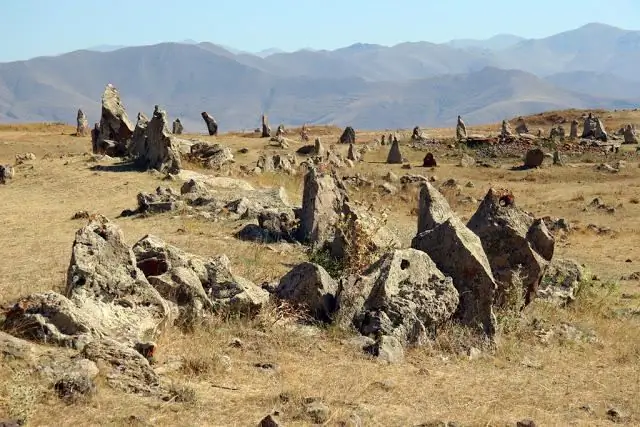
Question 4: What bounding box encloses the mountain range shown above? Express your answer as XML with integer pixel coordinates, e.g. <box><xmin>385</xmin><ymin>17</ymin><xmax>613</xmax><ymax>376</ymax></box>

<box><xmin>0</xmin><ymin>22</ymin><xmax>639</xmax><ymax>132</ymax></box>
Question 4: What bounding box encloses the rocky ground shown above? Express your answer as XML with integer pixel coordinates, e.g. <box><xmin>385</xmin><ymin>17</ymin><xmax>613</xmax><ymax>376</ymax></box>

<box><xmin>0</xmin><ymin>114</ymin><xmax>639</xmax><ymax>427</ymax></box>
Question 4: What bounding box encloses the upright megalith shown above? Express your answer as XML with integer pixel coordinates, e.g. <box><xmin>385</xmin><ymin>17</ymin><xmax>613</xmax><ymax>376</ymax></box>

<box><xmin>456</xmin><ymin>115</ymin><xmax>467</xmax><ymax>140</ymax></box>
<box><xmin>172</xmin><ymin>118</ymin><xmax>184</xmax><ymax>135</ymax></box>
<box><xmin>261</xmin><ymin>114</ymin><xmax>271</xmax><ymax>138</ymax></box>
<box><xmin>97</xmin><ymin>83</ymin><xmax>134</xmax><ymax>156</ymax></box>
<box><xmin>142</xmin><ymin>106</ymin><xmax>183</xmax><ymax>174</ymax></box>
<box><xmin>201</xmin><ymin>112</ymin><xmax>218</xmax><ymax>136</ymax></box>
<box><xmin>386</xmin><ymin>138</ymin><xmax>403</xmax><ymax>164</ymax></box>
<box><xmin>569</xmin><ymin>119</ymin><xmax>579</xmax><ymax>139</ymax></box>
<box><xmin>76</xmin><ymin>109</ymin><xmax>90</xmax><ymax>137</ymax></box>
<box><xmin>129</xmin><ymin>113</ymin><xmax>149</xmax><ymax>160</ymax></box>
<box><xmin>515</xmin><ymin>117</ymin><xmax>529</xmax><ymax>135</ymax></box>
<box><xmin>467</xmin><ymin>188</ymin><xmax>555</xmax><ymax>307</ymax></box>
<box><xmin>410</xmin><ymin>183</ymin><xmax>498</xmax><ymax>337</ymax></box>
<box><xmin>340</xmin><ymin>126</ymin><xmax>356</xmax><ymax>145</ymax></box>
<box><xmin>581</xmin><ymin>113</ymin><xmax>608</xmax><ymax>141</ymax></box>
<box><xmin>299</xmin><ymin>168</ymin><xmax>347</xmax><ymax>249</ymax></box>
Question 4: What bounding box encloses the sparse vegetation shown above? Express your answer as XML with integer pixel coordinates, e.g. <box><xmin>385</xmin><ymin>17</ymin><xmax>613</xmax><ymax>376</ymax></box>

<box><xmin>1</xmin><ymin>109</ymin><xmax>639</xmax><ymax>426</ymax></box>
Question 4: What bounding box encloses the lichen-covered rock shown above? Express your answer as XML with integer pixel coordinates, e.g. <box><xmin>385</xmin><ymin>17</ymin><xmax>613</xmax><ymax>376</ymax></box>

<box><xmin>336</xmin><ymin>249</ymin><xmax>459</xmax><ymax>345</ymax></box>
<box><xmin>524</xmin><ymin>148</ymin><xmax>545</xmax><ymax>168</ymax></box>
<box><xmin>386</xmin><ymin>139</ymin><xmax>403</xmax><ymax>164</ymax></box>
<box><xmin>0</xmin><ymin>164</ymin><xmax>15</xmax><ymax>184</ymax></box>
<box><xmin>299</xmin><ymin>169</ymin><xmax>347</xmax><ymax>249</ymax></box>
<box><xmin>201</xmin><ymin>112</ymin><xmax>218</xmax><ymax>136</ymax></box>
<box><xmin>467</xmin><ymin>188</ymin><xmax>555</xmax><ymax>307</ymax></box>
<box><xmin>76</xmin><ymin>109</ymin><xmax>90</xmax><ymax>137</ymax></box>
<box><xmin>65</xmin><ymin>216</ymin><xmax>172</xmax><ymax>344</ymax></box>
<box><xmin>276</xmin><ymin>263</ymin><xmax>338</xmax><ymax>321</ymax></box>
<box><xmin>142</xmin><ymin>106</ymin><xmax>183</xmax><ymax>174</ymax></box>
<box><xmin>456</xmin><ymin>115</ymin><xmax>467</xmax><ymax>140</ymax></box>
<box><xmin>538</xmin><ymin>258</ymin><xmax>585</xmax><ymax>306</ymax></box>
<box><xmin>97</xmin><ymin>84</ymin><xmax>133</xmax><ymax>156</ymax></box>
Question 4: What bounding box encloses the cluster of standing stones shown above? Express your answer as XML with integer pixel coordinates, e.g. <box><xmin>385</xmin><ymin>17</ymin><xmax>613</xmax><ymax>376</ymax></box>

<box><xmin>0</xmin><ymin>82</ymin><xmax>593</xmax><ymax>408</ymax></box>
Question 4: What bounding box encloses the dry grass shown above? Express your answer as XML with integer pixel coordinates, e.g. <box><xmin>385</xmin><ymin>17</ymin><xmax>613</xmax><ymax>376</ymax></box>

<box><xmin>0</xmin><ymin>112</ymin><xmax>639</xmax><ymax>426</ymax></box>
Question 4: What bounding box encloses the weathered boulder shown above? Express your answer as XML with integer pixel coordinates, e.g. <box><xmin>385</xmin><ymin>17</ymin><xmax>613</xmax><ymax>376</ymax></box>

<box><xmin>314</xmin><ymin>138</ymin><xmax>326</xmax><ymax>157</ymax></box>
<box><xmin>201</xmin><ymin>112</ymin><xmax>218</xmax><ymax>136</ymax></box>
<box><xmin>412</xmin><ymin>216</ymin><xmax>497</xmax><ymax>337</ymax></box>
<box><xmin>623</xmin><ymin>124</ymin><xmax>638</xmax><ymax>144</ymax></box>
<box><xmin>299</xmin><ymin>169</ymin><xmax>347</xmax><ymax>249</ymax></box>
<box><xmin>422</xmin><ymin>153</ymin><xmax>437</xmax><ymax>167</ymax></box>
<box><xmin>524</xmin><ymin>148</ymin><xmax>545</xmax><ymax>168</ymax></box>
<box><xmin>76</xmin><ymin>109</ymin><xmax>90</xmax><ymax>137</ymax></box>
<box><xmin>459</xmin><ymin>153</ymin><xmax>476</xmax><ymax>168</ymax></box>
<box><xmin>339</xmin><ymin>126</ymin><xmax>356</xmax><ymax>145</ymax></box>
<box><xmin>336</xmin><ymin>249</ymin><xmax>459</xmax><ymax>345</ymax></box>
<box><xmin>132</xmin><ymin>235</ymin><xmax>269</xmax><ymax>316</ymax></box>
<box><xmin>91</xmin><ymin>123</ymin><xmax>100</xmax><ymax>153</ymax></box>
<box><xmin>276</xmin><ymin>263</ymin><xmax>338</xmax><ymax>321</ymax></box>
<box><xmin>142</xmin><ymin>106</ymin><xmax>182</xmax><ymax>174</ymax></box>
<box><xmin>66</xmin><ymin>216</ymin><xmax>172</xmax><ymax>344</ymax></box>
<box><xmin>98</xmin><ymin>84</ymin><xmax>134</xmax><ymax>156</ymax></box>
<box><xmin>2</xmin><ymin>291</ymin><xmax>100</xmax><ymax>350</ymax></box>
<box><xmin>172</xmin><ymin>118</ymin><xmax>184</xmax><ymax>135</ymax></box>
<box><xmin>467</xmin><ymin>188</ymin><xmax>555</xmax><ymax>306</ymax></box>
<box><xmin>257</xmin><ymin>153</ymin><xmax>295</xmax><ymax>174</ymax></box>
<box><xmin>364</xmin><ymin>335</ymin><xmax>404</xmax><ymax>363</ymax></box>
<box><xmin>537</xmin><ymin>258</ymin><xmax>585</xmax><ymax>306</ymax></box>
<box><xmin>581</xmin><ymin>113</ymin><xmax>608</xmax><ymax>141</ymax></box>
<box><xmin>386</xmin><ymin>139</ymin><xmax>403</xmax><ymax>164</ymax></box>
<box><xmin>137</xmin><ymin>187</ymin><xmax>183</xmax><ymax>214</ymax></box>
<box><xmin>569</xmin><ymin>119</ymin><xmax>579</xmax><ymax>139</ymax></box>
<box><xmin>417</xmin><ymin>183</ymin><xmax>454</xmax><ymax>234</ymax></box>
<box><xmin>187</xmin><ymin>142</ymin><xmax>235</xmax><ymax>169</ymax></box>
<box><xmin>0</xmin><ymin>164</ymin><xmax>15</xmax><ymax>184</ymax></box>
<box><xmin>81</xmin><ymin>338</ymin><xmax>160</xmax><ymax>395</ymax></box>
<box><xmin>456</xmin><ymin>115</ymin><xmax>467</xmax><ymax>140</ymax></box>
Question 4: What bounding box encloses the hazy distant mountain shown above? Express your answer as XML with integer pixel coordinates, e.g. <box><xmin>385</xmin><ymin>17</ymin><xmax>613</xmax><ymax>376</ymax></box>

<box><xmin>446</xmin><ymin>34</ymin><xmax>525</xmax><ymax>51</ymax></box>
<box><xmin>255</xmin><ymin>48</ymin><xmax>286</xmax><ymax>58</ymax></box>
<box><xmin>86</xmin><ymin>44</ymin><xmax>128</xmax><ymax>53</ymax></box>
<box><xmin>1</xmin><ymin>23</ymin><xmax>639</xmax><ymax>131</ymax></box>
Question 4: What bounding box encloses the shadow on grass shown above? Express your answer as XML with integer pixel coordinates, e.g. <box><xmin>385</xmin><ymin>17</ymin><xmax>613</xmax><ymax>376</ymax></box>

<box><xmin>89</xmin><ymin>161</ymin><xmax>140</xmax><ymax>173</ymax></box>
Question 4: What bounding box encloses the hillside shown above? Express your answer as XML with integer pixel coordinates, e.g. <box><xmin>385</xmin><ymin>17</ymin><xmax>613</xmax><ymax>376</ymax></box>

<box><xmin>1</xmin><ymin>22</ymin><xmax>640</xmax><ymax>131</ymax></box>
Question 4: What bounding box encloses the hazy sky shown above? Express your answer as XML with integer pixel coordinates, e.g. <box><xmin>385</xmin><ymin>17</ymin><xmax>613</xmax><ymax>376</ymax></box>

<box><xmin>1</xmin><ymin>0</ymin><xmax>638</xmax><ymax>61</ymax></box>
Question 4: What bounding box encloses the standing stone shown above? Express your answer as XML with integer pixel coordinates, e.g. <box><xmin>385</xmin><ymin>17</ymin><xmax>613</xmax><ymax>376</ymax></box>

<box><xmin>386</xmin><ymin>139</ymin><xmax>403</xmax><ymax>164</ymax></box>
<box><xmin>410</xmin><ymin>183</ymin><xmax>497</xmax><ymax>337</ymax></box>
<box><xmin>142</xmin><ymin>106</ymin><xmax>182</xmax><ymax>174</ymax></box>
<box><xmin>623</xmin><ymin>124</ymin><xmax>638</xmax><ymax>144</ymax></box>
<box><xmin>380</xmin><ymin>134</ymin><xmax>386</xmax><ymax>145</ymax></box>
<box><xmin>388</xmin><ymin>134</ymin><xmax>393</xmax><ymax>146</ymax></box>
<box><xmin>569</xmin><ymin>120</ymin><xmax>579</xmax><ymax>139</ymax></box>
<box><xmin>98</xmin><ymin>83</ymin><xmax>134</xmax><ymax>155</ymax></box>
<box><xmin>201</xmin><ymin>112</ymin><xmax>218</xmax><ymax>136</ymax></box>
<box><xmin>411</xmin><ymin>126</ymin><xmax>423</xmax><ymax>141</ymax></box>
<box><xmin>300</xmin><ymin>123</ymin><xmax>310</xmax><ymax>142</ymax></box>
<box><xmin>172</xmin><ymin>118</ymin><xmax>184</xmax><ymax>135</ymax></box>
<box><xmin>261</xmin><ymin>114</ymin><xmax>271</xmax><ymax>138</ymax></box>
<box><xmin>314</xmin><ymin>138</ymin><xmax>326</xmax><ymax>158</ymax></box>
<box><xmin>467</xmin><ymin>188</ymin><xmax>555</xmax><ymax>307</ymax></box>
<box><xmin>340</xmin><ymin>126</ymin><xmax>356</xmax><ymax>145</ymax></box>
<box><xmin>595</xmin><ymin>118</ymin><xmax>608</xmax><ymax>141</ymax></box>
<box><xmin>456</xmin><ymin>115</ymin><xmax>467</xmax><ymax>140</ymax></box>
<box><xmin>299</xmin><ymin>169</ymin><xmax>347</xmax><ymax>249</ymax></box>
<box><xmin>581</xmin><ymin>113</ymin><xmax>597</xmax><ymax>138</ymax></box>
<box><xmin>76</xmin><ymin>109</ymin><xmax>90</xmax><ymax>137</ymax></box>
<box><xmin>276</xmin><ymin>124</ymin><xmax>285</xmax><ymax>137</ymax></box>
<box><xmin>347</xmin><ymin>143</ymin><xmax>359</xmax><ymax>162</ymax></box>
<box><xmin>129</xmin><ymin>113</ymin><xmax>149</xmax><ymax>160</ymax></box>
<box><xmin>90</xmin><ymin>123</ymin><xmax>100</xmax><ymax>154</ymax></box>
<box><xmin>422</xmin><ymin>153</ymin><xmax>437</xmax><ymax>167</ymax></box>
<box><xmin>501</xmin><ymin>120</ymin><xmax>513</xmax><ymax>138</ymax></box>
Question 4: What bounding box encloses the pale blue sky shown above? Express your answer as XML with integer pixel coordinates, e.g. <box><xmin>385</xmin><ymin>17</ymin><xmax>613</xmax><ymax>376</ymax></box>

<box><xmin>1</xmin><ymin>0</ymin><xmax>638</xmax><ymax>61</ymax></box>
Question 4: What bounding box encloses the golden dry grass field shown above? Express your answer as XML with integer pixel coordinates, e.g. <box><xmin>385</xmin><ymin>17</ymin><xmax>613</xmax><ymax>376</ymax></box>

<box><xmin>0</xmin><ymin>111</ymin><xmax>639</xmax><ymax>426</ymax></box>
